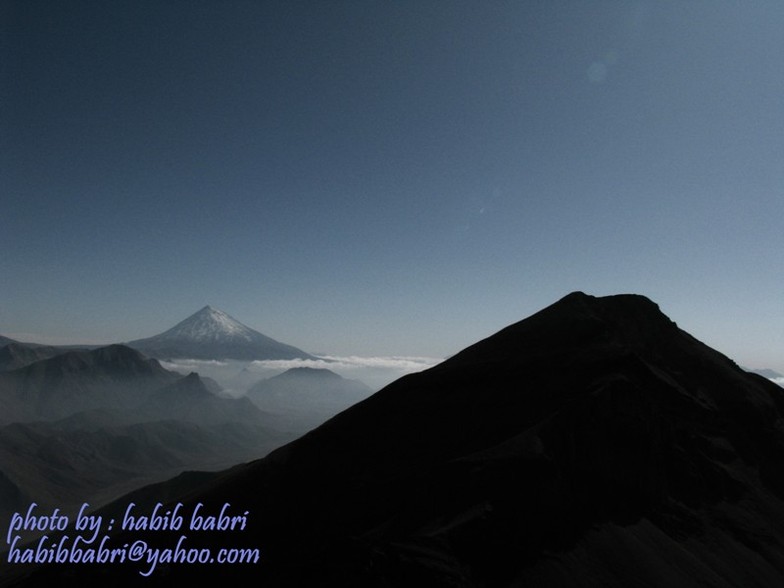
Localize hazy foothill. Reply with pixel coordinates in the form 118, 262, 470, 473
4, 2, 783, 586
4, 292, 784, 586
0, 307, 376, 530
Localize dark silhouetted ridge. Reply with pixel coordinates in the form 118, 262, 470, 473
449, 292, 683, 364
9, 293, 784, 587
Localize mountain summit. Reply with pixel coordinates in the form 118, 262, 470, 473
16, 292, 784, 586
127, 306, 315, 361
150, 305, 261, 344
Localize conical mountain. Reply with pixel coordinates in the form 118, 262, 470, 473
14, 293, 784, 587
127, 305, 316, 361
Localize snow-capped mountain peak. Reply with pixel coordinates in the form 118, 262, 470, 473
127, 306, 316, 361
157, 306, 256, 343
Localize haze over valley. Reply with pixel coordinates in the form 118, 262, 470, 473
0, 306, 420, 528
5, 293, 784, 586
3, 2, 783, 585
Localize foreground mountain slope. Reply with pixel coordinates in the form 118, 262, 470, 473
127, 305, 316, 361
0, 415, 292, 525
8, 292, 784, 587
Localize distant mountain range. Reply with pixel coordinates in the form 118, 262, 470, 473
247, 367, 373, 433
0, 305, 314, 366
0, 312, 370, 544
0, 341, 302, 430
0, 343, 303, 526
0, 342, 71, 371
126, 305, 316, 361
746, 367, 783, 379
20, 292, 784, 587
0, 345, 178, 424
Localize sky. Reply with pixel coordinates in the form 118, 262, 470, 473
2, 1, 783, 372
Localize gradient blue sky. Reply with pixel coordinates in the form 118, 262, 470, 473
2, 1, 783, 370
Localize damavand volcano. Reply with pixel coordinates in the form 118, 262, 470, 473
126, 305, 316, 361
9, 292, 784, 587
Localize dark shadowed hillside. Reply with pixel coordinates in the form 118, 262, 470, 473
6, 293, 784, 587
0, 416, 290, 525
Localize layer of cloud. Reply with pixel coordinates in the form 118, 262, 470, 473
249, 355, 443, 373
160, 358, 229, 369
772, 377, 784, 388
156, 355, 444, 394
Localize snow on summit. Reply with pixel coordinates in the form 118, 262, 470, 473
127, 306, 315, 361
159, 306, 256, 343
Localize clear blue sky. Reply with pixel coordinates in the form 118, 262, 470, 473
2, 1, 783, 371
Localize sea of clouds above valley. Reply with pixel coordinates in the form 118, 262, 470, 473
161, 355, 443, 395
